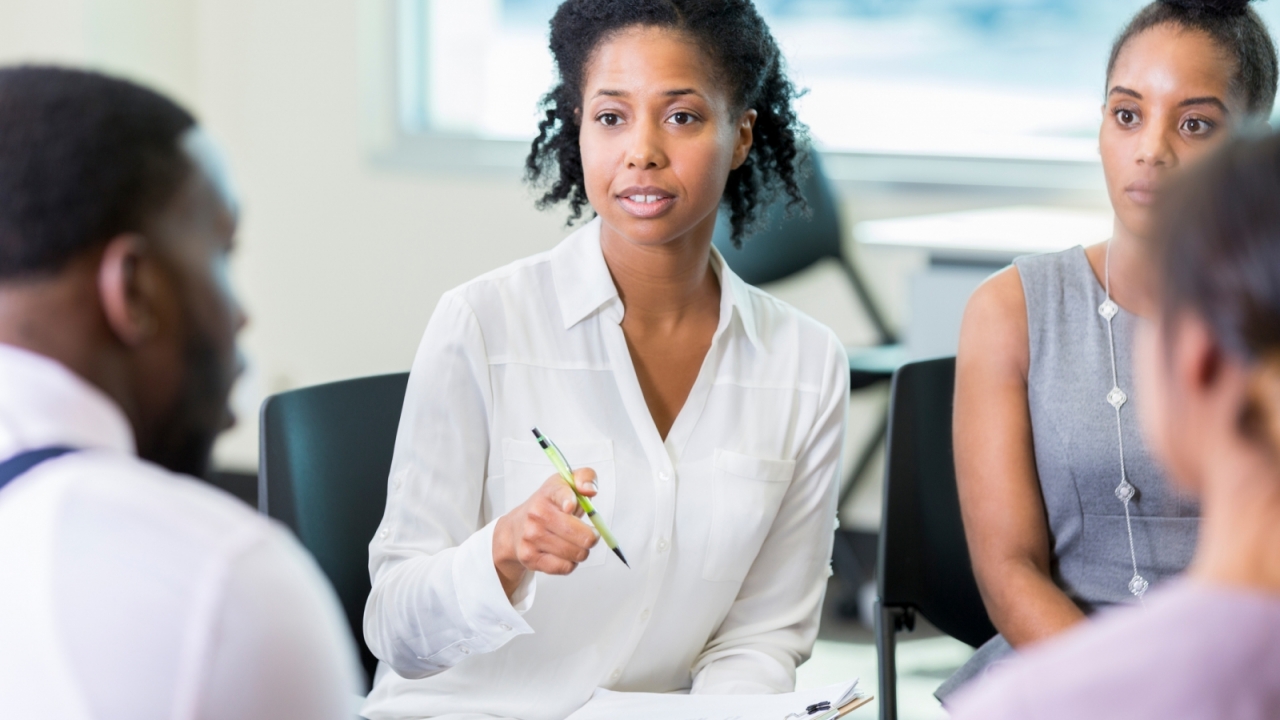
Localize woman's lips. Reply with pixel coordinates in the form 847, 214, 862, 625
617, 187, 676, 219
1125, 181, 1156, 206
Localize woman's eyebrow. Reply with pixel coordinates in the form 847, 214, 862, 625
1108, 86, 1229, 113
590, 88, 702, 98
1178, 96, 1229, 113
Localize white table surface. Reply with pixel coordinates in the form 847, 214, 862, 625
855, 205, 1114, 264
854, 205, 1114, 359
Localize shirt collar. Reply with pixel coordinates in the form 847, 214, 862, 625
549, 217, 762, 350
0, 343, 137, 459
550, 218, 620, 330
709, 243, 762, 350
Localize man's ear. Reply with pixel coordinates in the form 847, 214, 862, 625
731, 109, 758, 170
98, 234, 161, 347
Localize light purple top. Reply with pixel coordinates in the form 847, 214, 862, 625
950, 580, 1280, 720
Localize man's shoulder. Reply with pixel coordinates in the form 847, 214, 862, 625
39, 451, 360, 719
53, 450, 282, 560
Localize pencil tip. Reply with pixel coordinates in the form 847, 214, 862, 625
614, 548, 629, 568
531, 428, 550, 449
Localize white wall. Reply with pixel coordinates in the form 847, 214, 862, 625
0, 1, 1105, 492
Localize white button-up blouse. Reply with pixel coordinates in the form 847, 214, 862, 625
363, 218, 849, 720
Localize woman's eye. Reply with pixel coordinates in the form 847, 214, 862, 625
1183, 118, 1213, 135
597, 113, 621, 127
1115, 108, 1138, 126
670, 112, 696, 125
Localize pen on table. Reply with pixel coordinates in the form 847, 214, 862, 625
812, 694, 872, 720
531, 427, 629, 568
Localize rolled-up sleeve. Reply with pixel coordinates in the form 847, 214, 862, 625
691, 331, 849, 694
363, 292, 535, 680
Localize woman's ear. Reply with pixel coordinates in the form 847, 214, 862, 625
1152, 313, 1230, 490
97, 234, 163, 347
731, 109, 758, 170
1174, 313, 1224, 394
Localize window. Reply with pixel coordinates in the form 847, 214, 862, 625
395, 0, 1280, 164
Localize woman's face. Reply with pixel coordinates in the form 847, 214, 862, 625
1101, 24, 1240, 241
578, 26, 755, 248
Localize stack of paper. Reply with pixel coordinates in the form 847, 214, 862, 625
563, 680, 870, 720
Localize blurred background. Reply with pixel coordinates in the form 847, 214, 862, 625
4, 1, 1278, 717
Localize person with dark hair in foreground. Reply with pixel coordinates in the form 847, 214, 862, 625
0, 66, 359, 718
952, 128, 1280, 719
362, 2, 847, 718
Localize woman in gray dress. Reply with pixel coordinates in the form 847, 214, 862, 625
944, 0, 1278, 701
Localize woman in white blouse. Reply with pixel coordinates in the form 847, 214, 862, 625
361, 4, 849, 719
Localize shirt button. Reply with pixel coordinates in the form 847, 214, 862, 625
458, 644, 471, 655
394, 477, 403, 490
379, 528, 389, 539
499, 623, 511, 632
610, 669, 621, 681
659, 471, 670, 481
640, 608, 650, 621
657, 539, 668, 552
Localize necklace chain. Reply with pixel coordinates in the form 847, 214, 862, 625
1100, 240, 1148, 602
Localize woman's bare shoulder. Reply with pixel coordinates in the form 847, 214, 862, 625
959, 265, 1029, 374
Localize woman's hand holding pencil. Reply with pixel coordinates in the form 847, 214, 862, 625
492, 468, 601, 599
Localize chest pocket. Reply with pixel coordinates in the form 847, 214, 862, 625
702, 449, 796, 583
501, 437, 616, 567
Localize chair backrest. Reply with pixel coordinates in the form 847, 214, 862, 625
711, 151, 898, 345
258, 372, 409, 688
877, 357, 996, 648
711, 150, 843, 286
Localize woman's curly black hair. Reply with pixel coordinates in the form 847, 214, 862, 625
524, 0, 807, 247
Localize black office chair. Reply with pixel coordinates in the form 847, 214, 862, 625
713, 150, 907, 613
258, 372, 409, 690
875, 357, 996, 720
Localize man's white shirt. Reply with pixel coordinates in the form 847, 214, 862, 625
0, 343, 361, 719
363, 218, 849, 720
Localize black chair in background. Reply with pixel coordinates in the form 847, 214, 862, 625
258, 372, 409, 690
713, 150, 906, 613
875, 357, 996, 720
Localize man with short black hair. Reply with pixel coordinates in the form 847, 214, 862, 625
0, 66, 359, 718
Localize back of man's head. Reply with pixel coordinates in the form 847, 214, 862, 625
0, 66, 196, 279
0, 66, 244, 477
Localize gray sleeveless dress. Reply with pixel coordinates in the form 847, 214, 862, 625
936, 246, 1200, 702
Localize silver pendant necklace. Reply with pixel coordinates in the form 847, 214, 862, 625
1099, 239, 1148, 601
